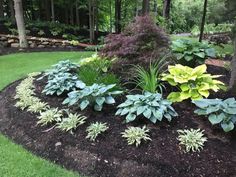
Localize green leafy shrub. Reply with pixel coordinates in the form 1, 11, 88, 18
177, 129, 207, 153
63, 84, 123, 111
121, 126, 151, 147
38, 30, 45, 36
86, 122, 109, 141
116, 92, 178, 123
56, 113, 87, 133
27, 101, 49, 113
43, 72, 85, 95
37, 108, 62, 126
171, 39, 216, 66
69, 40, 80, 46
192, 98, 236, 132
42, 60, 85, 96
132, 57, 167, 93
161, 64, 225, 102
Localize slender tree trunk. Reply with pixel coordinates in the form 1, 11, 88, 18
9, 0, 15, 23
135, 0, 139, 16
142, 0, 150, 15
51, 0, 55, 21
76, 0, 80, 26
163, 0, 171, 19
65, 8, 69, 24
45, 0, 50, 21
153, 0, 158, 17
95, 0, 99, 36
199, 0, 208, 42
109, 0, 112, 32
14, 0, 28, 48
0, 0, 4, 18
88, 0, 95, 43
70, 5, 74, 25
115, 0, 121, 33
230, 33, 236, 94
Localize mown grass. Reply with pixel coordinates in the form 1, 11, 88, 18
0, 51, 93, 177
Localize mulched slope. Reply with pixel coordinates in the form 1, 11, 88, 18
0, 66, 236, 177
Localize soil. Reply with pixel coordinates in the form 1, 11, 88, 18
0, 65, 236, 177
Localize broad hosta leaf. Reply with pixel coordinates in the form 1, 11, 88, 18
221, 122, 234, 132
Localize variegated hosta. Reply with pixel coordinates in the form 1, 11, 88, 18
193, 98, 236, 132
161, 64, 226, 102
116, 92, 178, 123
86, 122, 109, 141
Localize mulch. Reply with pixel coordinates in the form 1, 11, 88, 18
0, 64, 235, 177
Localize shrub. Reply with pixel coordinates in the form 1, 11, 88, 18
171, 39, 216, 67
121, 126, 151, 147
63, 84, 123, 111
100, 15, 170, 64
37, 108, 62, 126
132, 57, 168, 93
43, 72, 85, 96
86, 122, 109, 141
177, 129, 207, 153
116, 92, 178, 123
56, 113, 87, 133
161, 64, 226, 102
192, 98, 236, 132
38, 30, 45, 36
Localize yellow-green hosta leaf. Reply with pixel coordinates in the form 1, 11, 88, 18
180, 84, 190, 91
198, 90, 210, 98
191, 64, 207, 76
167, 92, 183, 102
179, 91, 191, 100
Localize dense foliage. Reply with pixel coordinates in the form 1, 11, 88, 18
162, 64, 225, 102
193, 98, 236, 132
177, 129, 207, 153
63, 84, 122, 111
100, 15, 170, 64
171, 39, 216, 66
116, 92, 178, 123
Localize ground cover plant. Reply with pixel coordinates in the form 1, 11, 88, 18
86, 122, 109, 141
171, 39, 216, 66
193, 98, 236, 132
161, 64, 226, 102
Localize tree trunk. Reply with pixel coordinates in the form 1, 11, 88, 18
163, 0, 171, 19
88, 0, 95, 43
142, 0, 150, 15
14, 0, 28, 48
199, 0, 208, 42
45, 0, 50, 21
95, 0, 99, 36
70, 5, 74, 25
153, 0, 158, 17
115, 0, 121, 33
0, 0, 4, 18
75, 0, 80, 27
9, 0, 15, 23
230, 34, 236, 94
51, 0, 55, 21
109, 0, 112, 32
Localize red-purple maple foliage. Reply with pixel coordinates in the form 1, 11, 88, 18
100, 15, 170, 63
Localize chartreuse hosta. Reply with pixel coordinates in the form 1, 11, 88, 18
192, 98, 236, 132
63, 84, 123, 111
116, 92, 178, 123
161, 64, 226, 102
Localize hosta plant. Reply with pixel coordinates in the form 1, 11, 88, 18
161, 64, 225, 102
27, 101, 49, 113
63, 84, 122, 111
177, 129, 207, 153
171, 39, 216, 66
116, 92, 178, 123
192, 98, 236, 132
37, 108, 63, 126
121, 126, 151, 147
43, 72, 85, 95
56, 113, 87, 133
86, 122, 109, 141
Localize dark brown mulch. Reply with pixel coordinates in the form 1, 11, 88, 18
0, 66, 236, 177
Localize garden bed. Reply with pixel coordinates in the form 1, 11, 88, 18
0, 66, 235, 177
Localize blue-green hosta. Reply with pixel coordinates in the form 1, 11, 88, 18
116, 92, 178, 123
192, 98, 236, 132
63, 84, 123, 111
161, 64, 226, 102
43, 72, 85, 95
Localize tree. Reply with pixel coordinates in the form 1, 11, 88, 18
163, 0, 171, 19
9, 0, 15, 23
199, 0, 208, 42
142, 0, 150, 15
0, 0, 4, 18
230, 31, 236, 94
115, 0, 121, 33
88, 0, 95, 43
51, 0, 55, 21
14, 0, 28, 48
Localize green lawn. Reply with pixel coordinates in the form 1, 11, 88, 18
0, 51, 93, 177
